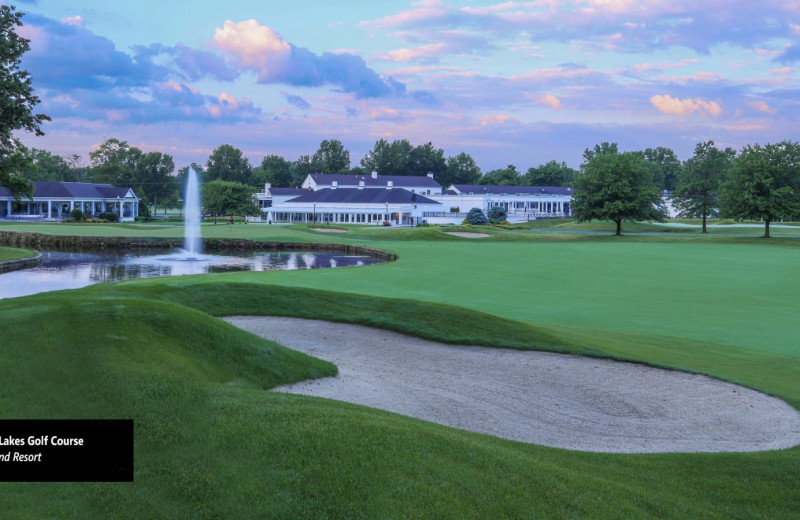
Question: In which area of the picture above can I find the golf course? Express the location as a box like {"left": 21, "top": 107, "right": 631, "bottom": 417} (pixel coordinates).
{"left": 1, "top": 220, "right": 799, "bottom": 519}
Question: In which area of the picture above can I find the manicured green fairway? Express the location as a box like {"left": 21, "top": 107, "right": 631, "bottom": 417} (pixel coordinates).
{"left": 1, "top": 222, "right": 800, "bottom": 518}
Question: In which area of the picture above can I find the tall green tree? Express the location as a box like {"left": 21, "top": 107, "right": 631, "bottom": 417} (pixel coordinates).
{"left": 311, "top": 140, "right": 350, "bottom": 173}
{"left": 0, "top": 5, "right": 50, "bottom": 198}
{"left": 640, "top": 147, "right": 682, "bottom": 191}
{"left": 254, "top": 154, "right": 293, "bottom": 187}
{"left": 202, "top": 180, "right": 259, "bottom": 217}
{"left": 573, "top": 151, "right": 665, "bottom": 235}
{"left": 206, "top": 144, "right": 252, "bottom": 184}
{"left": 360, "top": 139, "right": 414, "bottom": 175}
{"left": 673, "top": 141, "right": 735, "bottom": 233}
{"left": 291, "top": 155, "right": 314, "bottom": 187}
{"left": 89, "top": 138, "right": 141, "bottom": 185}
{"left": 479, "top": 165, "right": 521, "bottom": 186}
{"left": 135, "top": 152, "right": 176, "bottom": 215}
{"left": 25, "top": 149, "right": 75, "bottom": 181}
{"left": 581, "top": 142, "right": 619, "bottom": 164}
{"left": 720, "top": 141, "right": 800, "bottom": 238}
{"left": 440, "top": 152, "right": 481, "bottom": 187}
{"left": 410, "top": 142, "right": 446, "bottom": 179}
{"left": 524, "top": 161, "right": 577, "bottom": 187}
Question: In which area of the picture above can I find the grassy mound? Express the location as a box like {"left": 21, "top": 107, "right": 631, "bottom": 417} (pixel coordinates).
{"left": 0, "top": 293, "right": 336, "bottom": 518}
{"left": 0, "top": 246, "right": 36, "bottom": 262}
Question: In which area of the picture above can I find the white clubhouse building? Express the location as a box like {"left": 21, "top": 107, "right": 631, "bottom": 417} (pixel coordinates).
{"left": 0, "top": 181, "right": 140, "bottom": 221}
{"left": 256, "top": 174, "right": 441, "bottom": 225}
{"left": 254, "top": 173, "right": 573, "bottom": 225}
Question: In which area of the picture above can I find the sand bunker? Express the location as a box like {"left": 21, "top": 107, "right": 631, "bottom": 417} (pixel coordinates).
{"left": 444, "top": 232, "right": 490, "bottom": 238}
{"left": 225, "top": 317, "right": 800, "bottom": 453}
{"left": 310, "top": 227, "right": 347, "bottom": 233}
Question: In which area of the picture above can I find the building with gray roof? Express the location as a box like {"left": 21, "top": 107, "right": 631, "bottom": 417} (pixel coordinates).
{"left": 1, "top": 181, "right": 140, "bottom": 221}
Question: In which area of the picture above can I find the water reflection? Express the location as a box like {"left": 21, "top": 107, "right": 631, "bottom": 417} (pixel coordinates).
{"left": 0, "top": 250, "right": 380, "bottom": 299}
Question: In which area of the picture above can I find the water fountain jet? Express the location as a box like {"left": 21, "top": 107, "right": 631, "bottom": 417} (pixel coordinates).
{"left": 183, "top": 167, "right": 202, "bottom": 258}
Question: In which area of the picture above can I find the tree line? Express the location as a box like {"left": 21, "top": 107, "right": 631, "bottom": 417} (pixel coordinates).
{"left": 572, "top": 140, "right": 800, "bottom": 237}
{"left": 1, "top": 5, "right": 797, "bottom": 231}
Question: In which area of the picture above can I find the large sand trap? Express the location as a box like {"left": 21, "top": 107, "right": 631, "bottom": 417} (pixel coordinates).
{"left": 225, "top": 317, "right": 800, "bottom": 453}
{"left": 309, "top": 227, "right": 347, "bottom": 233}
{"left": 444, "top": 232, "right": 489, "bottom": 238}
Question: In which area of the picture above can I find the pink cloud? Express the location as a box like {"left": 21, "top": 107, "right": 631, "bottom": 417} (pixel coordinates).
{"left": 60, "top": 16, "right": 84, "bottom": 28}
{"left": 369, "top": 107, "right": 406, "bottom": 121}
{"left": 384, "top": 43, "right": 447, "bottom": 62}
{"left": 657, "top": 71, "right": 723, "bottom": 83}
{"left": 359, "top": 0, "right": 800, "bottom": 53}
{"left": 478, "top": 114, "right": 519, "bottom": 126}
{"left": 650, "top": 94, "right": 722, "bottom": 117}
{"left": 213, "top": 20, "right": 291, "bottom": 81}
{"left": 525, "top": 92, "right": 562, "bottom": 110}
{"left": 511, "top": 66, "right": 595, "bottom": 81}
{"left": 359, "top": 0, "right": 451, "bottom": 30}
{"left": 747, "top": 100, "right": 775, "bottom": 114}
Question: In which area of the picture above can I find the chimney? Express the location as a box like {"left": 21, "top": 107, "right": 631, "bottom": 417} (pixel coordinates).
{"left": 265, "top": 183, "right": 271, "bottom": 193}
{"left": 371, "top": 171, "right": 378, "bottom": 179}
{"left": 331, "top": 180, "right": 338, "bottom": 190}
{"left": 386, "top": 180, "right": 393, "bottom": 190}
{"left": 427, "top": 172, "right": 434, "bottom": 179}
{"left": 358, "top": 180, "right": 365, "bottom": 190}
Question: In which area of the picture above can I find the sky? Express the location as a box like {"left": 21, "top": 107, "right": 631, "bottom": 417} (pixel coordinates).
{"left": 11, "top": 0, "right": 800, "bottom": 172}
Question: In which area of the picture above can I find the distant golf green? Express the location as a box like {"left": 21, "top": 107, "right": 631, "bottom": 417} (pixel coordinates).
{"left": 1, "top": 221, "right": 799, "bottom": 518}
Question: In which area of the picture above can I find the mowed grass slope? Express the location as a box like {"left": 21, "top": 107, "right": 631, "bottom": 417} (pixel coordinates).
{"left": 2, "top": 288, "right": 800, "bottom": 519}
{"left": 0, "top": 246, "right": 36, "bottom": 262}
{"left": 2, "top": 223, "right": 800, "bottom": 517}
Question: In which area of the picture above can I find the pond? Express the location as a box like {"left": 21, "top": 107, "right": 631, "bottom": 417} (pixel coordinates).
{"left": 0, "top": 250, "right": 381, "bottom": 300}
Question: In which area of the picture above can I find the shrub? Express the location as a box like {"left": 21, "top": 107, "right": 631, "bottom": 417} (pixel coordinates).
{"left": 449, "top": 206, "right": 460, "bottom": 213}
{"left": 70, "top": 208, "right": 84, "bottom": 221}
{"left": 487, "top": 206, "right": 508, "bottom": 223}
{"left": 99, "top": 212, "right": 119, "bottom": 222}
{"left": 465, "top": 207, "right": 488, "bottom": 225}
{"left": 490, "top": 221, "right": 516, "bottom": 229}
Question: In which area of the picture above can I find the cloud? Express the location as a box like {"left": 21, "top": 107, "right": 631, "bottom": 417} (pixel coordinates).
{"left": 20, "top": 14, "right": 162, "bottom": 90}
{"left": 384, "top": 43, "right": 447, "bottom": 62}
{"left": 368, "top": 107, "right": 407, "bottom": 121}
{"left": 478, "top": 114, "right": 519, "bottom": 126}
{"left": 147, "top": 43, "right": 240, "bottom": 82}
{"left": 213, "top": 19, "right": 401, "bottom": 98}
{"left": 360, "top": 1, "right": 800, "bottom": 54}
{"left": 378, "top": 28, "right": 494, "bottom": 62}
{"left": 747, "top": 100, "right": 775, "bottom": 114}
{"left": 657, "top": 71, "right": 724, "bottom": 84}
{"left": 213, "top": 20, "right": 291, "bottom": 78}
{"left": 525, "top": 93, "right": 562, "bottom": 110}
{"left": 775, "top": 46, "right": 800, "bottom": 63}
{"left": 286, "top": 94, "right": 311, "bottom": 109}
{"left": 208, "top": 92, "right": 258, "bottom": 119}
{"left": 650, "top": 94, "right": 722, "bottom": 117}
{"left": 60, "top": 15, "right": 84, "bottom": 27}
